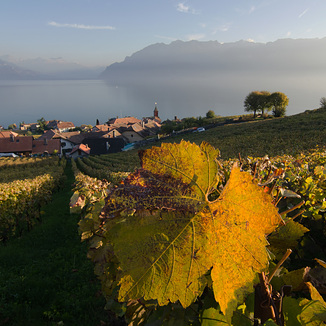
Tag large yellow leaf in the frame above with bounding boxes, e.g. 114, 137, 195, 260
102, 141, 282, 321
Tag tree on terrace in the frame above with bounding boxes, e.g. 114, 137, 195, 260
320, 97, 326, 109
206, 110, 215, 119
270, 92, 289, 117
244, 91, 260, 118
244, 91, 271, 118
258, 91, 272, 116
244, 91, 289, 118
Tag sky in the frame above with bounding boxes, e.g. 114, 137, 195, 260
1, 0, 326, 67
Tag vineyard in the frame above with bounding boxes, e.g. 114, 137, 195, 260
0, 156, 66, 242
71, 141, 326, 326
0, 108, 325, 325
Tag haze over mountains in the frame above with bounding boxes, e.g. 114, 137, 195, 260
1, 37, 326, 119
99, 37, 326, 115
2, 37, 326, 82
100, 38, 326, 84
0, 56, 105, 80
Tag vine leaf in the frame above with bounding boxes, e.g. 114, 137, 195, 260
101, 141, 282, 321
268, 220, 309, 260
299, 282, 326, 325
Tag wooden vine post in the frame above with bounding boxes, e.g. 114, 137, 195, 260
254, 249, 293, 325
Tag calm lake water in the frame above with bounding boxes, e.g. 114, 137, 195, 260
0, 78, 323, 128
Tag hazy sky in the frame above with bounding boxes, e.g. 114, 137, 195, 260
1, 0, 326, 67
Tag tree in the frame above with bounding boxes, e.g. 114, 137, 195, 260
244, 91, 260, 118
245, 91, 288, 118
270, 92, 289, 117
206, 110, 215, 119
258, 91, 272, 116
320, 97, 326, 109
37, 117, 47, 133
8, 123, 17, 130
244, 91, 271, 118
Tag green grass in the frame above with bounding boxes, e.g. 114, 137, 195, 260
0, 163, 124, 326
101, 108, 326, 171
167, 108, 326, 159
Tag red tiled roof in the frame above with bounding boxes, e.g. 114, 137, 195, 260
92, 124, 110, 132
46, 120, 75, 130
32, 139, 61, 154
38, 129, 59, 140
0, 136, 33, 153
0, 131, 19, 138
57, 121, 75, 129
70, 143, 91, 155
107, 117, 142, 126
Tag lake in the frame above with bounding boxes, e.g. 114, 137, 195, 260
0, 78, 322, 128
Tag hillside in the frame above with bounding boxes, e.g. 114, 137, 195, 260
120, 108, 326, 163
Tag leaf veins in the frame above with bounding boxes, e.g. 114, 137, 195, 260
101, 141, 282, 321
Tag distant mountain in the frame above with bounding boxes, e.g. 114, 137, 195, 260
99, 38, 326, 85
0, 59, 47, 80
0, 56, 105, 80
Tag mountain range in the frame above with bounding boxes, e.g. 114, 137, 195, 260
99, 38, 326, 85
2, 38, 326, 82
0, 56, 105, 80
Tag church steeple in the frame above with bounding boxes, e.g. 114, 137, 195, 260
154, 102, 159, 118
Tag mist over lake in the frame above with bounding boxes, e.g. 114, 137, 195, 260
0, 76, 323, 128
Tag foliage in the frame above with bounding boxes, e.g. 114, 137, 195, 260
244, 91, 264, 117
0, 162, 118, 325
37, 117, 47, 132
244, 91, 289, 118
75, 136, 326, 325
206, 110, 216, 119
78, 141, 292, 324
7, 123, 17, 130
0, 157, 66, 242
2, 105, 326, 324
270, 92, 289, 117
320, 97, 326, 109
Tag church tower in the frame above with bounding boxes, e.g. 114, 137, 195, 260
154, 102, 159, 118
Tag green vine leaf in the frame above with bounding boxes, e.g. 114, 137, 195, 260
101, 141, 282, 321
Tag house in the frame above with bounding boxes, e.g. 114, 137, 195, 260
106, 129, 122, 138
118, 123, 149, 143
82, 137, 125, 155
107, 106, 162, 143
39, 129, 81, 156
107, 116, 142, 127
91, 124, 111, 132
0, 130, 19, 138
142, 120, 161, 135
46, 120, 75, 133
0, 134, 33, 156
32, 138, 61, 156
20, 122, 39, 132
0, 132, 61, 156
142, 104, 162, 124
69, 143, 91, 159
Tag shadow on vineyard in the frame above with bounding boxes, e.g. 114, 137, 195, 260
0, 163, 125, 326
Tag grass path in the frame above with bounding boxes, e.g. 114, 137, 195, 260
0, 163, 122, 325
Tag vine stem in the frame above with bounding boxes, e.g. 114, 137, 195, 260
280, 201, 305, 216
268, 249, 292, 283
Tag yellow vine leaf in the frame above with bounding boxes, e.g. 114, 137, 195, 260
315, 258, 326, 269
101, 141, 282, 321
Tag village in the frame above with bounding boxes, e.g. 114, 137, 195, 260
0, 106, 163, 158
